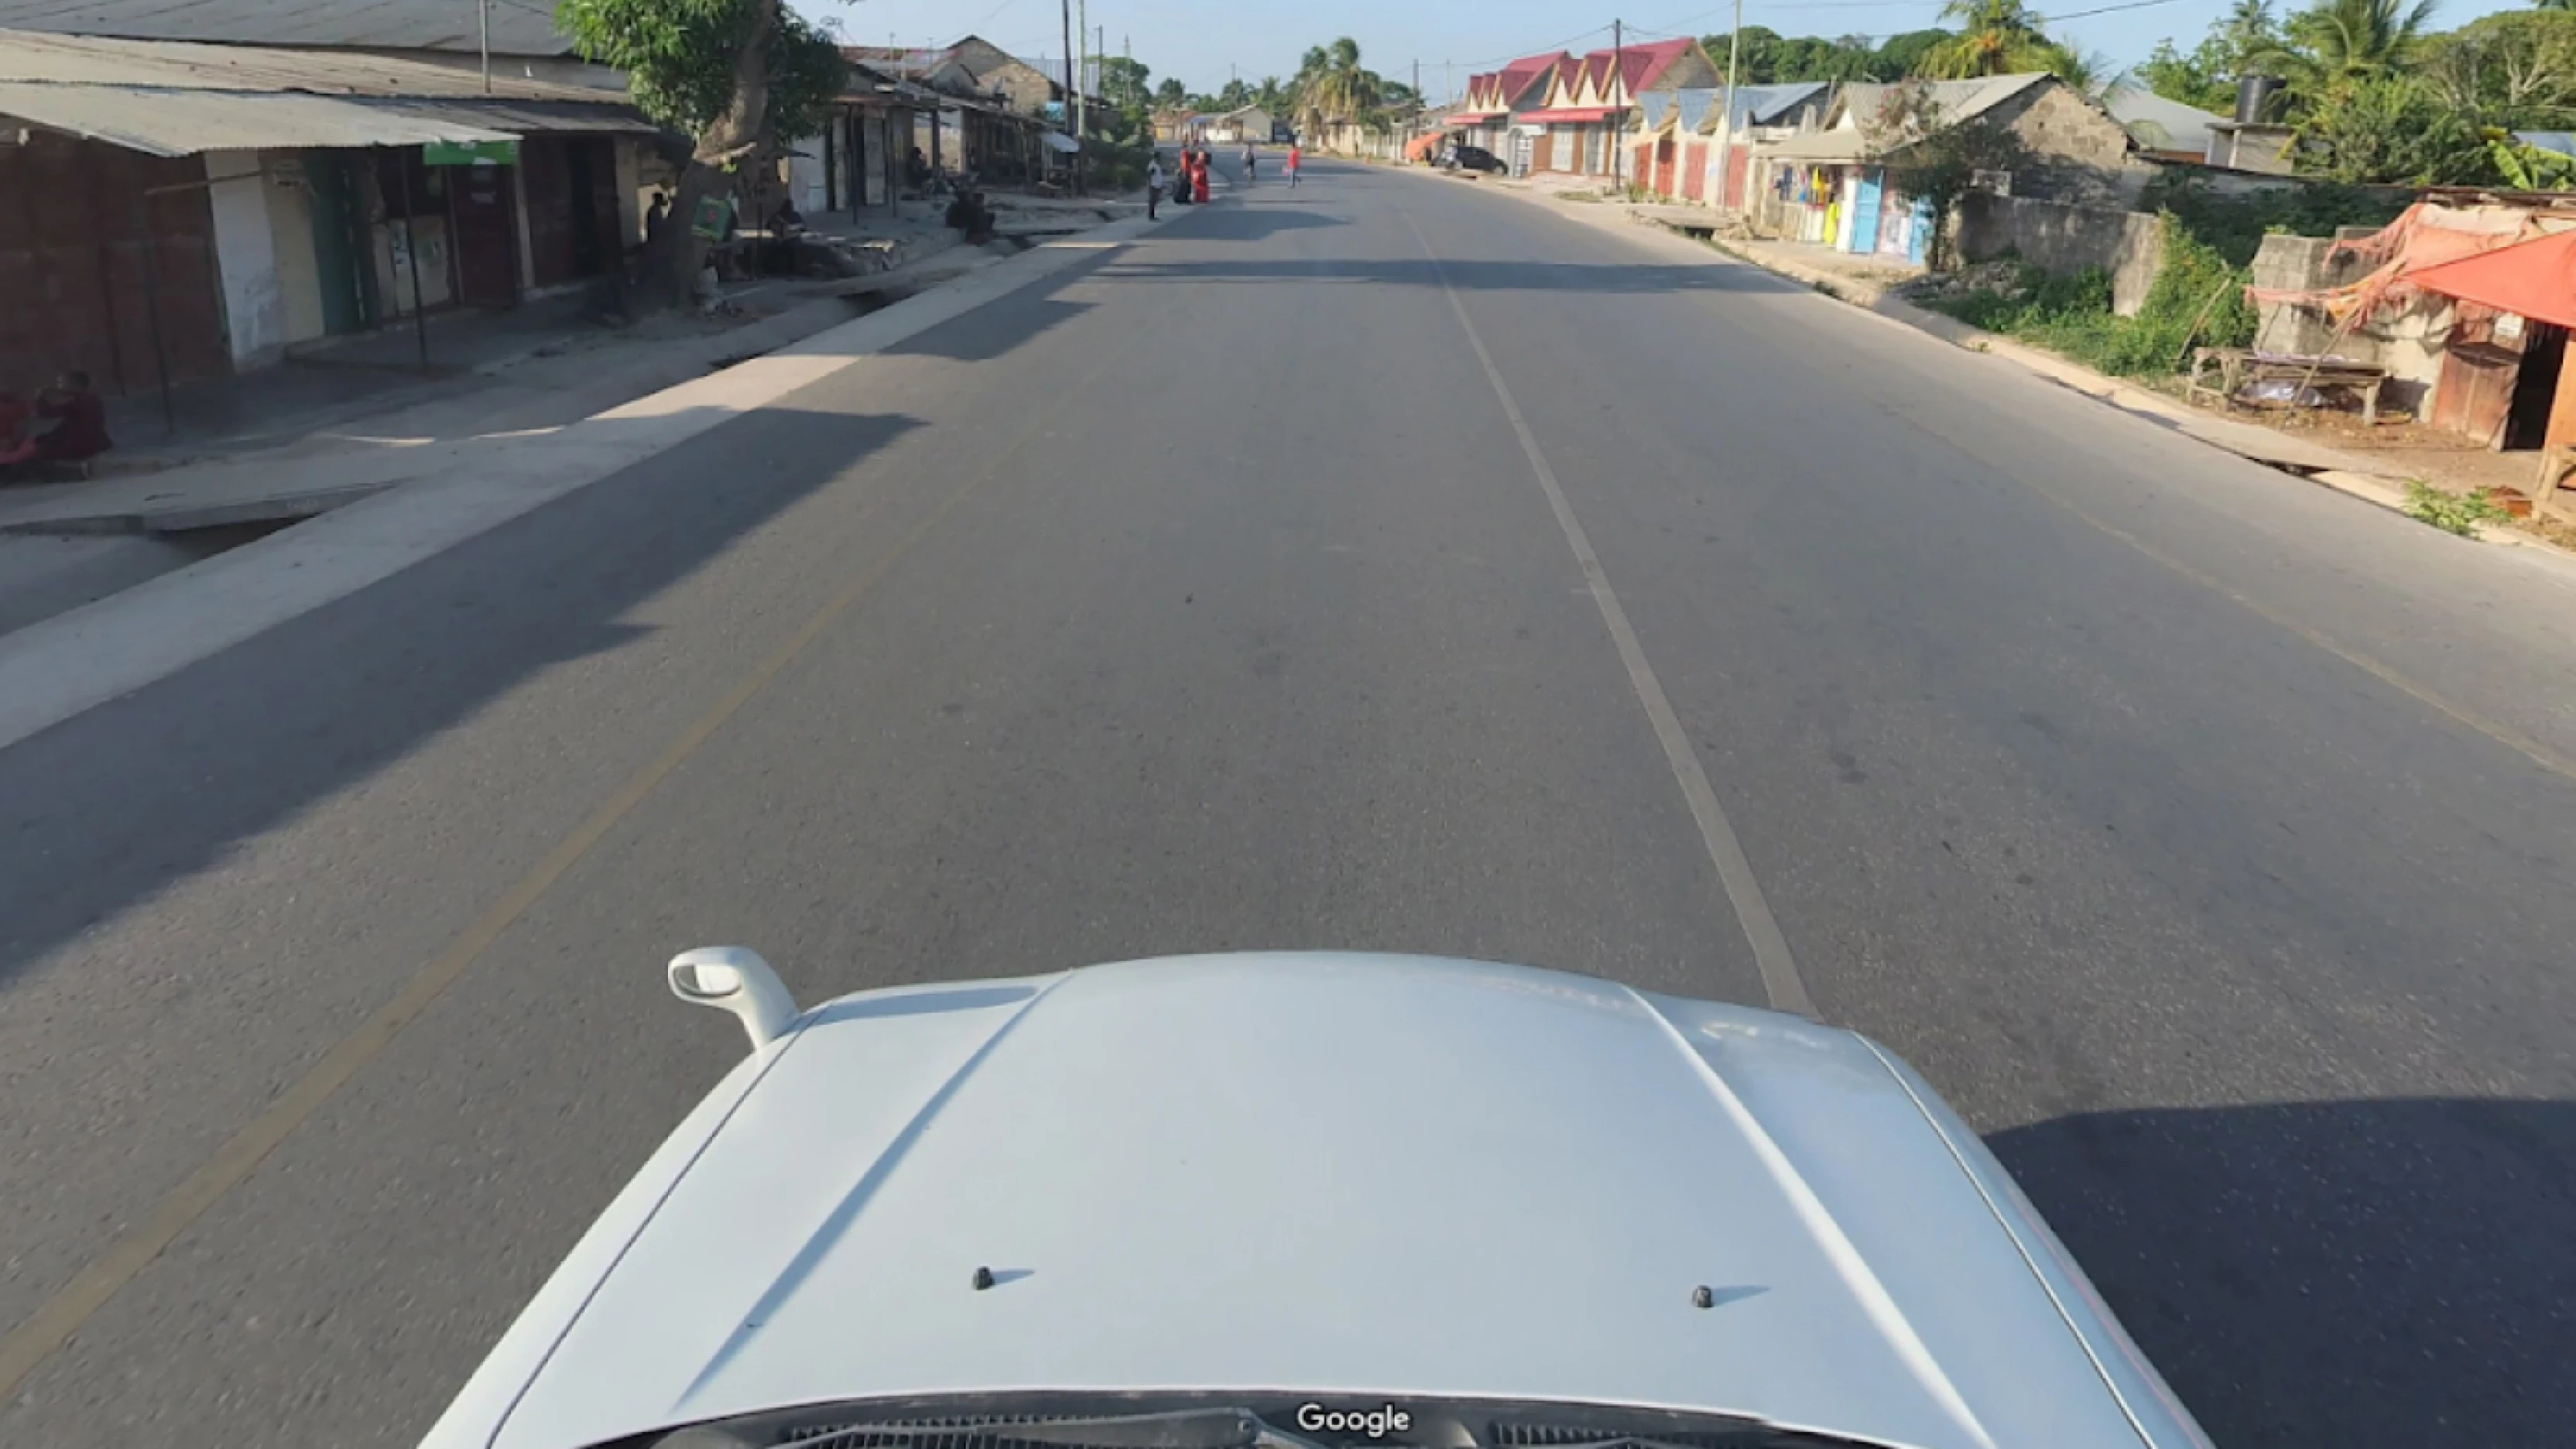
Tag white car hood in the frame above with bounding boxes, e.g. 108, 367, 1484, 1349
457, 954, 2175, 1449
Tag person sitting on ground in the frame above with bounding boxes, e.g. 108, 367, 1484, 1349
944, 187, 995, 245
2, 372, 110, 471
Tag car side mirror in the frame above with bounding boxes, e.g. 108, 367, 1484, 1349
668, 947, 798, 1053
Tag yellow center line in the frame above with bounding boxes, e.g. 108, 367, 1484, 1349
0, 295, 1150, 1405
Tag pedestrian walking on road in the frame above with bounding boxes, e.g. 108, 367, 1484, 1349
1286, 143, 1302, 188
1146, 157, 1163, 220
1242, 142, 1256, 184
1192, 151, 1211, 205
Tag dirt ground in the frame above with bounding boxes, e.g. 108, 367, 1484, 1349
2170, 387, 2576, 546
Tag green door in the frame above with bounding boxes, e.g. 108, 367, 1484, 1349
303, 153, 379, 336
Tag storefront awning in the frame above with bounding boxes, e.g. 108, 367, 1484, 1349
1441, 110, 1504, 125
2406, 228, 2576, 330
0, 81, 521, 156
1523, 105, 1620, 124
1040, 130, 1082, 153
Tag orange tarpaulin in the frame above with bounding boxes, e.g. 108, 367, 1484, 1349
2245, 201, 2539, 328
2404, 227, 2576, 330
1406, 132, 1446, 160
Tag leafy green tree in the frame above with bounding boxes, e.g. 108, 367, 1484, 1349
1877, 29, 1957, 77
1153, 77, 1187, 108
1098, 57, 1153, 115
2293, 71, 2490, 179
557, 0, 846, 310
2422, 9, 2576, 125
2135, 37, 2236, 111
1705, 26, 1952, 83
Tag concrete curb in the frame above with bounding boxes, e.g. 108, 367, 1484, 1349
0, 211, 1174, 752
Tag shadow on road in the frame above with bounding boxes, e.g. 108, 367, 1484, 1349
1991, 1097, 2576, 1448
888, 296, 1094, 362
1095, 256, 1781, 296
0, 404, 920, 992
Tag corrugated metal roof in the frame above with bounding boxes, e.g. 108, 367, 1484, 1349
0, 0, 571, 56
1673, 87, 1713, 134
1718, 80, 1826, 133
0, 78, 518, 152
1839, 74, 2050, 130
370, 98, 660, 135
0, 26, 608, 99
2102, 82, 2221, 154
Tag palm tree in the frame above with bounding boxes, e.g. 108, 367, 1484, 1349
1920, 0, 2056, 77
1296, 36, 1384, 139
2040, 43, 2123, 96
2258, 0, 2440, 86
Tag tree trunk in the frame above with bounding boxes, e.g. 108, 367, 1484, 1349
635, 0, 781, 314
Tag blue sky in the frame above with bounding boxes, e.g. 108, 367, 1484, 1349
794, 0, 2534, 108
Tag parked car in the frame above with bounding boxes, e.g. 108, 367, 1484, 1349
423, 950, 2215, 1449
1444, 144, 1509, 175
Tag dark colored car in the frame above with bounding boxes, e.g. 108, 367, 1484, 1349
1444, 144, 1508, 175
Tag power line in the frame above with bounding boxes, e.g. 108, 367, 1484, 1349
1447, 23, 1617, 72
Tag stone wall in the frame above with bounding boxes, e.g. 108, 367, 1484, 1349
1957, 192, 2164, 315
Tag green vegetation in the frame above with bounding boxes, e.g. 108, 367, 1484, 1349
1915, 180, 2406, 377
2138, 0, 2576, 186
557, 0, 845, 310
1913, 217, 2255, 376
2403, 478, 2512, 534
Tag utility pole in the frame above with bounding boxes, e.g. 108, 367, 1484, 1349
1610, 19, 1622, 190
478, 0, 492, 93
1058, 0, 1078, 192
1718, 0, 1742, 213
1075, 0, 1089, 192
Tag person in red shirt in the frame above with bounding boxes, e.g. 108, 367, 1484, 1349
1191, 149, 1210, 204
1286, 142, 1303, 189
6, 372, 112, 468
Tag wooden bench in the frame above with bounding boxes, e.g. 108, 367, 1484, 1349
2189, 347, 2391, 426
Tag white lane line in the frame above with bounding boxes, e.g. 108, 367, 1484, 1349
1400, 207, 1817, 1018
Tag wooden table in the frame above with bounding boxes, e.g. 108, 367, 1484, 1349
2189, 347, 2391, 426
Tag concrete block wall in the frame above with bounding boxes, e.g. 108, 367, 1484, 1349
2249, 231, 2444, 413
1999, 86, 2156, 205
1958, 192, 2163, 315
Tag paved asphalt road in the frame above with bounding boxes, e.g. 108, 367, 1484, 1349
4, 157, 2574, 1447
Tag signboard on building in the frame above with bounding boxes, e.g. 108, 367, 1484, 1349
423, 139, 520, 167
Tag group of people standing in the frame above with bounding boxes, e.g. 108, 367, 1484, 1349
1148, 147, 1211, 220
1146, 142, 1305, 220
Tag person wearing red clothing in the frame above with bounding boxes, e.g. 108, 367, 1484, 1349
2, 372, 111, 470
1191, 149, 1210, 204
1286, 143, 1303, 188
